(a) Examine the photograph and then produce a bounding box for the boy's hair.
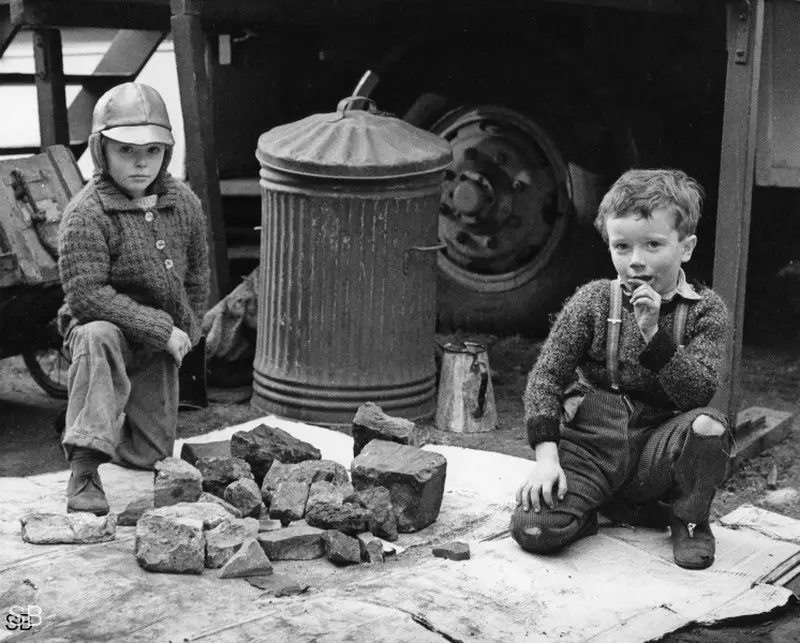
[594,169,704,242]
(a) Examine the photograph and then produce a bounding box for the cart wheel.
[23,345,71,399]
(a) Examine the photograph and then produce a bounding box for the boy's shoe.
[670,516,715,570]
[66,471,109,516]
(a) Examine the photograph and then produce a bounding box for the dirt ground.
[2,279,800,640]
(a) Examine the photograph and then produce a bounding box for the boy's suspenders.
[606,280,689,391]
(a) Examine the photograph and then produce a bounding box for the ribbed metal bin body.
[252,169,442,424]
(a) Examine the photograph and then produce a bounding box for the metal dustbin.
[252,97,453,425]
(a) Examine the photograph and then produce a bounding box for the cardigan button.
[144,211,154,222]
[164,259,174,269]
[155,239,166,250]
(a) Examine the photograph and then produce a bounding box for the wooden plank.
[711,0,765,420]
[731,406,794,470]
[33,28,69,149]
[171,9,230,304]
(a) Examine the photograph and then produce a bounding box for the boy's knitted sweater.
[58,174,210,350]
[523,278,729,448]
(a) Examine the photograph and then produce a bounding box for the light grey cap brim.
[102,124,174,146]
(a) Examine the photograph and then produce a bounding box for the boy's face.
[104,138,166,199]
[605,207,697,297]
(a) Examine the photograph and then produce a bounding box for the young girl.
[58,83,209,515]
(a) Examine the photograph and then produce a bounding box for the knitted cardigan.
[523,278,729,448]
[57,173,210,351]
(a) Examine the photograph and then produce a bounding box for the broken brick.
[432,541,470,561]
[352,402,419,457]
[154,457,203,508]
[196,456,254,498]
[219,538,273,578]
[230,423,321,484]
[322,530,361,565]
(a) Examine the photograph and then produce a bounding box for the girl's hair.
[594,169,704,241]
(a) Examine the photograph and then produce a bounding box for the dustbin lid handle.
[335,96,377,118]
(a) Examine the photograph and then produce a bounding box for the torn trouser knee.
[510,505,597,553]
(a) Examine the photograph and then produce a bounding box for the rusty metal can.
[253,97,452,424]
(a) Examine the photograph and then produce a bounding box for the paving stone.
[20,513,116,545]
[357,532,385,563]
[322,529,362,566]
[196,456,254,498]
[432,541,471,561]
[269,481,310,526]
[205,518,260,568]
[258,518,283,532]
[154,457,203,508]
[230,423,321,484]
[245,573,310,597]
[345,486,398,542]
[305,502,372,536]
[224,478,264,518]
[219,538,273,578]
[116,496,154,527]
[261,460,349,506]
[135,513,204,574]
[257,521,325,560]
[197,492,243,519]
[352,402,419,457]
[180,440,232,467]
[351,441,447,533]
[143,502,232,530]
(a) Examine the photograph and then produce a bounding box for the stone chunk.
[306,481,345,515]
[269,481,310,526]
[21,513,116,545]
[246,573,310,597]
[261,459,349,506]
[197,492,243,519]
[322,530,361,565]
[219,538,273,578]
[357,532,385,563]
[257,521,325,560]
[180,440,231,467]
[117,496,154,526]
[135,513,204,574]
[352,402,419,457]
[154,457,203,508]
[351,441,447,533]
[196,456,254,498]
[224,479,264,518]
[304,502,372,536]
[144,502,232,530]
[432,541,471,561]
[231,423,321,484]
[345,486,398,542]
[205,517,260,568]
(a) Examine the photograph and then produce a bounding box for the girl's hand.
[515,460,568,513]
[166,326,191,367]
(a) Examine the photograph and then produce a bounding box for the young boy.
[511,169,731,570]
[58,83,210,515]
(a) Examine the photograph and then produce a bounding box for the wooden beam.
[711,0,765,420]
[171,9,230,304]
[33,28,69,149]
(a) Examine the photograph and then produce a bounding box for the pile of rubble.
[20,403,465,582]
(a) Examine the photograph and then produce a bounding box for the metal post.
[33,28,69,149]
[712,0,765,420]
[171,5,230,304]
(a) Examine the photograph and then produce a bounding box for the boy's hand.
[166,326,192,367]
[515,460,568,513]
[629,279,661,342]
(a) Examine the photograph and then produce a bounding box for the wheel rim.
[430,105,573,292]
[26,346,70,398]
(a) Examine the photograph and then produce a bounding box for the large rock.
[135,513,204,574]
[352,402,419,457]
[306,481,346,515]
[224,479,264,518]
[154,458,203,508]
[116,496,154,527]
[269,481,310,526]
[345,486,398,542]
[143,502,232,530]
[304,502,372,536]
[20,513,116,545]
[219,538,273,578]
[261,459,348,506]
[205,518,260,568]
[180,440,231,467]
[196,456,254,498]
[197,492,243,519]
[322,530,361,565]
[231,424,321,484]
[257,521,325,560]
[351,441,446,533]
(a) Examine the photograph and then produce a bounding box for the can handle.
[336,95,378,116]
[403,242,446,275]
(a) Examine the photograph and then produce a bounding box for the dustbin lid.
[256,97,453,179]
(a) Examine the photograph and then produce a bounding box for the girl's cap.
[92,82,175,146]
